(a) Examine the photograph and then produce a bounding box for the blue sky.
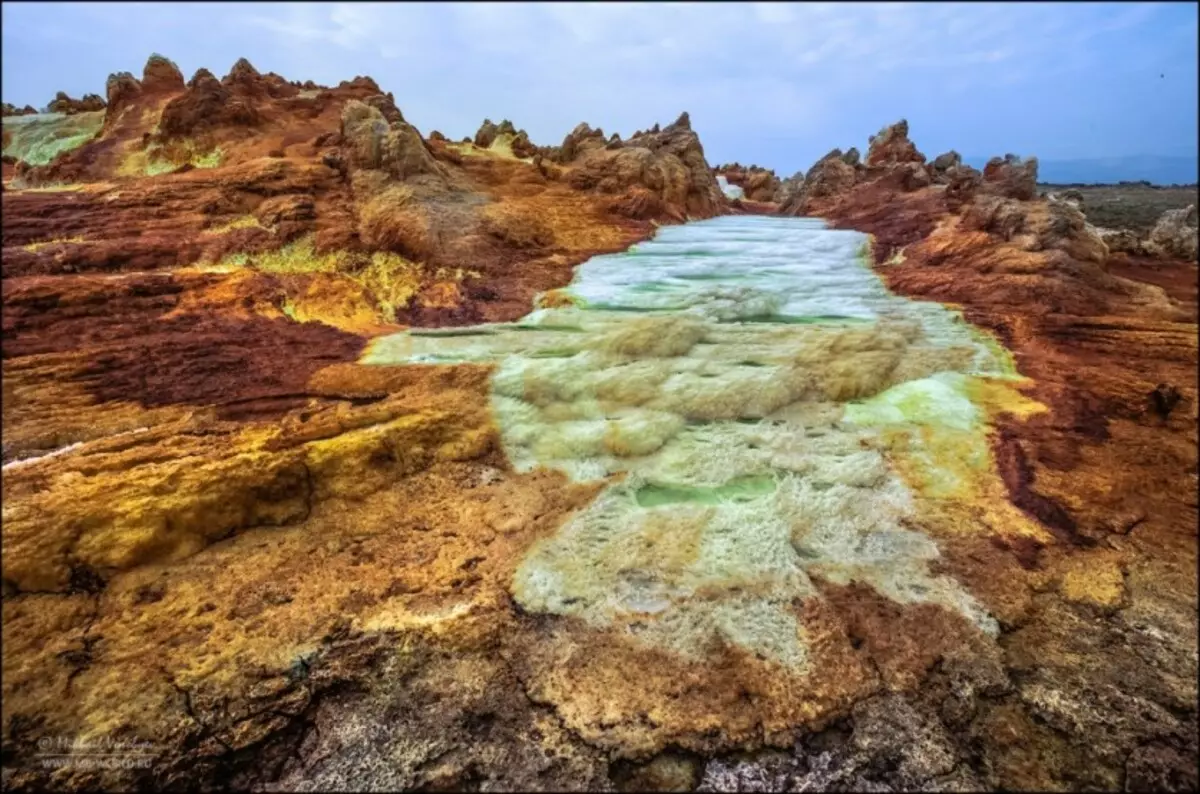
[3,2,1197,177]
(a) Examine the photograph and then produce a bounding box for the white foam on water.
[364,216,1015,666]
[716,175,744,200]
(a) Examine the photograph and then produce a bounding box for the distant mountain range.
[963,155,1198,187]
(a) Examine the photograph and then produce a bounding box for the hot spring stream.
[363,215,1043,670]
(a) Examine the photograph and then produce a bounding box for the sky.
[2,1,1197,178]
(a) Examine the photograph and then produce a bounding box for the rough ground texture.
[46,92,107,115]
[792,120,1198,792]
[1040,183,1199,233]
[1,104,38,117]
[2,55,1197,794]
[1045,183,1199,261]
[712,163,783,203]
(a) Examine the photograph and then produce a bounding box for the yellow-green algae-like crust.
[358,215,1063,752]
[2,110,104,167]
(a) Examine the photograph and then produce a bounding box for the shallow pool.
[363,215,1042,669]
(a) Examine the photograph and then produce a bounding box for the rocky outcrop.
[942,170,982,215]
[998,192,1108,263]
[472,118,537,158]
[1046,187,1084,209]
[45,91,106,114]
[104,71,143,122]
[208,57,296,102]
[882,160,933,192]
[510,130,537,158]
[339,100,443,182]
[1147,204,1199,260]
[982,153,1039,201]
[224,57,263,93]
[5,56,1195,794]
[4,50,674,320]
[778,149,859,215]
[930,150,962,181]
[742,169,781,202]
[363,92,404,125]
[338,75,382,94]
[158,68,260,137]
[866,119,924,168]
[142,52,185,94]
[559,111,723,219]
[1096,225,1147,256]
[1,102,38,116]
[778,121,1048,224]
[556,121,607,163]
[773,119,1130,275]
[1029,189,1199,263]
[713,162,782,203]
[474,118,499,148]
[773,170,804,204]
[798,121,1198,791]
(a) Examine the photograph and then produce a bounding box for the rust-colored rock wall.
[797,121,1198,791]
[713,162,782,202]
[2,59,1195,793]
[3,58,731,791]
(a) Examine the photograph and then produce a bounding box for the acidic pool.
[363,215,1043,669]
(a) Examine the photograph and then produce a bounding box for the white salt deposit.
[363,216,1030,666]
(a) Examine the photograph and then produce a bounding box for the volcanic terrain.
[2,55,1197,792]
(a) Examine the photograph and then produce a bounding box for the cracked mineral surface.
[2,56,1197,793]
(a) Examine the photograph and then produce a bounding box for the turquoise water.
[363,216,1011,666]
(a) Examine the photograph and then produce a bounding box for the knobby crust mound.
[2,60,1196,791]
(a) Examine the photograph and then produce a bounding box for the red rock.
[364,92,405,125]
[46,91,106,114]
[778,149,858,215]
[713,162,782,202]
[473,121,498,148]
[104,71,143,123]
[981,154,1038,201]
[2,103,39,117]
[224,56,263,90]
[2,53,1197,794]
[141,52,185,94]
[557,121,607,163]
[338,75,381,93]
[160,68,259,136]
[562,113,723,219]
[866,119,925,168]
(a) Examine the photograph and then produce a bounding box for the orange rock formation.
[713,162,783,203]
[2,56,1196,792]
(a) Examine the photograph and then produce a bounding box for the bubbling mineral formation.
[364,215,1046,667]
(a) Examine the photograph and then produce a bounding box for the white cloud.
[212,0,1171,165]
[230,2,1159,92]
[4,1,1180,173]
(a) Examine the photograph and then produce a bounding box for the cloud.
[2,1,1192,173]
[228,2,1164,97]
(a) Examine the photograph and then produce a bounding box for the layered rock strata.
[2,67,1196,793]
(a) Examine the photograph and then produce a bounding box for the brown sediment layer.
[1,52,737,791]
[797,121,1196,791]
[2,66,1196,792]
[713,162,782,203]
